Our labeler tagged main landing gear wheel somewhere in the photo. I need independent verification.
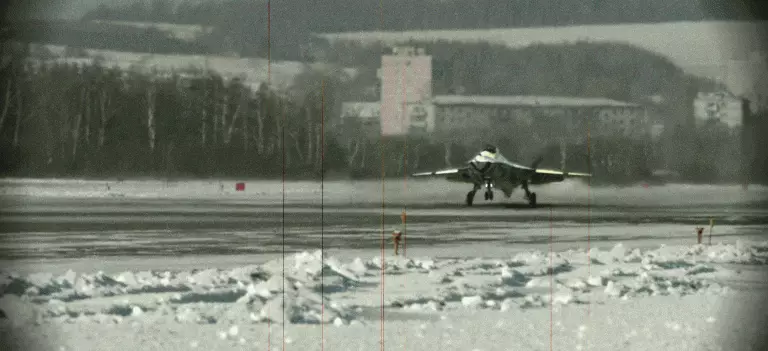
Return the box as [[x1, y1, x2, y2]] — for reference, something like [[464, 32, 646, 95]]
[[521, 180, 536, 208], [466, 190, 476, 206], [485, 191, 494, 201]]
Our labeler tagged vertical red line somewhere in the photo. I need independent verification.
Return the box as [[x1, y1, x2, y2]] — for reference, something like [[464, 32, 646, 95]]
[[282, 101, 286, 351], [267, 0, 271, 86], [401, 50, 409, 351], [402, 58, 407, 259], [586, 120, 591, 294], [380, 143, 386, 351], [585, 113, 592, 351], [379, 3, 385, 351], [549, 206, 553, 351], [266, 2, 272, 349], [320, 80, 325, 351]]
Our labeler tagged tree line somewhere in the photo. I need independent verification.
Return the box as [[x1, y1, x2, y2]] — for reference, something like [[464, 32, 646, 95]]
[[0, 43, 638, 182], [0, 37, 761, 184], [5, 20, 213, 56], [0, 43, 451, 180]]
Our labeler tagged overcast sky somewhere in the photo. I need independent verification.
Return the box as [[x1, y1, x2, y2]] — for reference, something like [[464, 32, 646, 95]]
[[8, 0, 138, 20], [5, 0, 759, 24]]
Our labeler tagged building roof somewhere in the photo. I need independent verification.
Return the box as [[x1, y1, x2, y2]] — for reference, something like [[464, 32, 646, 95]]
[[433, 95, 640, 108]]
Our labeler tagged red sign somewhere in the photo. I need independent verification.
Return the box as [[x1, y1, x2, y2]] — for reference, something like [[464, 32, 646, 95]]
[[235, 182, 245, 191]]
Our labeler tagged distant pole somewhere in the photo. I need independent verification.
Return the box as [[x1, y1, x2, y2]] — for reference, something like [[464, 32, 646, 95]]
[[401, 210, 407, 256], [696, 227, 703, 244], [392, 230, 402, 256]]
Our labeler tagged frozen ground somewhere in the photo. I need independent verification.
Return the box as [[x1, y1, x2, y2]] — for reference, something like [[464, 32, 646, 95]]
[[0, 179, 767, 350], [2, 244, 768, 351]]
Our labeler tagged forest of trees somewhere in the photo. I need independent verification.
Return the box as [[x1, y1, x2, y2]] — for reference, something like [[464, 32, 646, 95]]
[[0, 38, 759, 184], [1, 0, 764, 184], [0, 42, 456, 180]]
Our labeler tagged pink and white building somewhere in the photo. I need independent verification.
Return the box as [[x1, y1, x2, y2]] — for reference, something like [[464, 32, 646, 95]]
[[378, 46, 434, 136]]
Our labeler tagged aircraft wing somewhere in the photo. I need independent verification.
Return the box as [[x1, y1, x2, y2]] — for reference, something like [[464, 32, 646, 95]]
[[411, 167, 473, 183], [529, 168, 591, 184]]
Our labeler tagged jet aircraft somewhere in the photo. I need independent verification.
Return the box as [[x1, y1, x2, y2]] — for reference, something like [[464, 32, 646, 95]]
[[411, 145, 591, 207]]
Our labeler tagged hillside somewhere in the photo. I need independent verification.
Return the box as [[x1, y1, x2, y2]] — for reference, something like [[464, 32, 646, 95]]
[[65, 0, 759, 62], [29, 44, 359, 91], [316, 20, 768, 81], [3, 19, 212, 55]]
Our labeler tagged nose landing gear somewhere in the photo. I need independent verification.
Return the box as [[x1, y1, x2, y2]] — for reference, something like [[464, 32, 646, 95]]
[[483, 179, 494, 201], [467, 181, 494, 206]]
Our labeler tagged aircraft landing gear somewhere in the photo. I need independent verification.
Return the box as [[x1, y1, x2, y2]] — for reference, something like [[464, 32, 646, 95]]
[[483, 180, 493, 201], [522, 181, 537, 208], [466, 184, 482, 206], [466, 190, 476, 206]]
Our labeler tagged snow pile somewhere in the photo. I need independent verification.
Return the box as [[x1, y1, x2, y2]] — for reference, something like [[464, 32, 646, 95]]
[[0, 242, 760, 329], [0, 251, 360, 326], [640, 241, 768, 265]]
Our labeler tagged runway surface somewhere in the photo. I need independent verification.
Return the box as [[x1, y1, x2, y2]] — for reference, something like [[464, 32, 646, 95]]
[[1, 179, 767, 261]]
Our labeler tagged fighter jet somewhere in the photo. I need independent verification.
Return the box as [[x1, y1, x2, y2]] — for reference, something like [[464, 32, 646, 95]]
[[411, 145, 591, 207]]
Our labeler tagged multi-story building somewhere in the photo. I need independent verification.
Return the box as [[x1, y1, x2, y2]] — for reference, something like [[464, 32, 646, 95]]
[[378, 46, 434, 136], [342, 46, 650, 143], [432, 95, 648, 139]]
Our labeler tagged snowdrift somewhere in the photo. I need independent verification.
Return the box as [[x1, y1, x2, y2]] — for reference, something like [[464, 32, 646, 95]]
[[2, 241, 765, 329]]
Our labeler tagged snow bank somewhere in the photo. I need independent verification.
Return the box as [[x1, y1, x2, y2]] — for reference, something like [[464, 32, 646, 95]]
[[0, 242, 761, 328], [0, 250, 360, 326]]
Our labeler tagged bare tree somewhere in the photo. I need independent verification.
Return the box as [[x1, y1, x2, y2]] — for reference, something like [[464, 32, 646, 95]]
[[0, 80, 13, 135], [412, 144, 421, 170], [224, 90, 245, 145], [201, 84, 208, 147], [214, 91, 226, 146], [346, 138, 360, 168], [71, 88, 84, 157], [146, 83, 157, 152], [289, 130, 304, 164], [242, 97, 250, 152], [98, 90, 116, 149], [305, 106, 314, 166], [84, 88, 92, 147], [274, 99, 283, 161]]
